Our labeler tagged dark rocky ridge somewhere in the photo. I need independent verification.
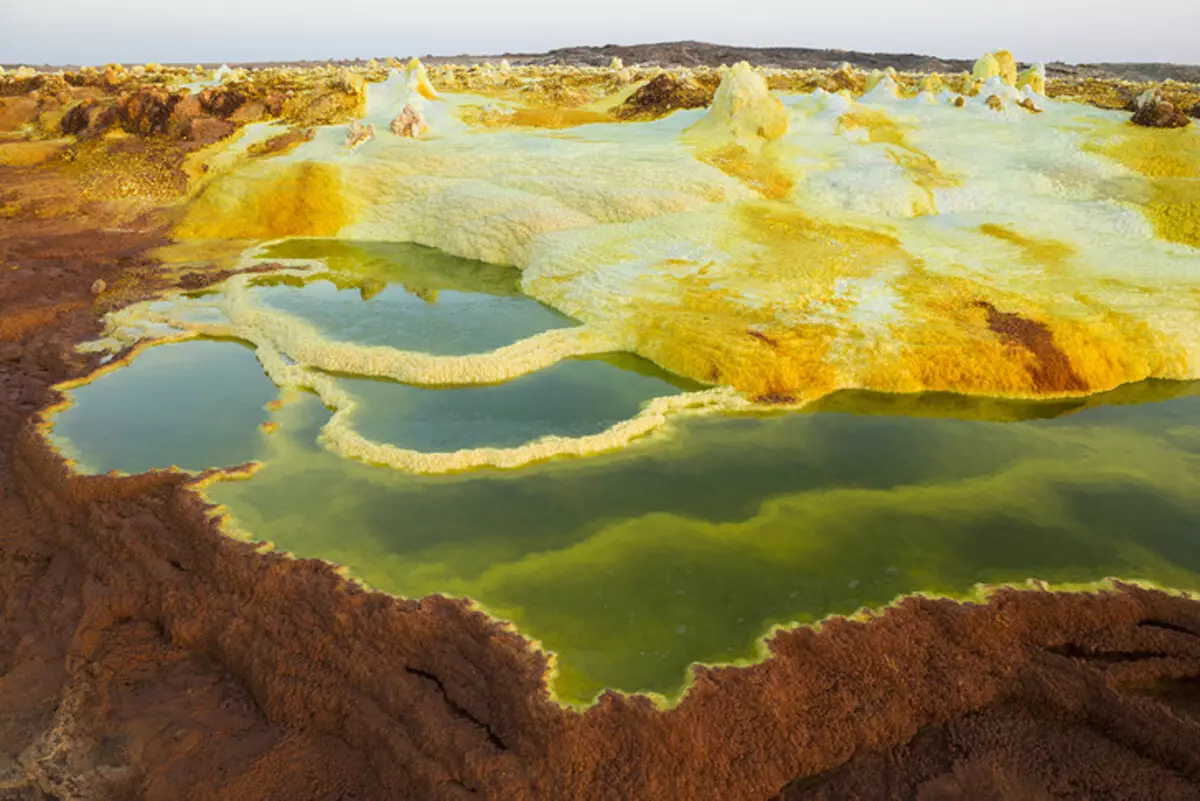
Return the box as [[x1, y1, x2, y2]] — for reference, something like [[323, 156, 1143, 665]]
[[8, 39, 1200, 84]]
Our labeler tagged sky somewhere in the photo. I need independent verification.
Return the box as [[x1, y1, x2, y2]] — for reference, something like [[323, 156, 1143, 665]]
[[2, 0, 1197, 66]]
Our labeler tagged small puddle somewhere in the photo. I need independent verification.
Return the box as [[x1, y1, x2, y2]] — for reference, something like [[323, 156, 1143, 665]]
[[339, 354, 701, 453], [251, 239, 576, 354], [49, 339, 276, 474]]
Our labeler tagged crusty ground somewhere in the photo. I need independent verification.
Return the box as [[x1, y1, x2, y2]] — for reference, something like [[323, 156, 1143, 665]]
[[1, 60, 1199, 800]]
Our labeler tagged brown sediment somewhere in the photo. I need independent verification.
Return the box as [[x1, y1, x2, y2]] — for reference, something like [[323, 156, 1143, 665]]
[[612, 73, 716, 121], [1017, 96, 1043, 113], [2, 62, 1200, 801], [246, 128, 315, 158], [974, 300, 1088, 393]]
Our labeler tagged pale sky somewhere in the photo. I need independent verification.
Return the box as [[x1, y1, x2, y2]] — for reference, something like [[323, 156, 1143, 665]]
[[2, 0, 1197, 66]]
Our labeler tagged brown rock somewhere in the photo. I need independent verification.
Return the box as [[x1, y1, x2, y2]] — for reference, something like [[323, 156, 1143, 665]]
[[119, 87, 179, 136], [985, 94, 1003, 112], [169, 93, 203, 135], [180, 115, 235, 145], [90, 278, 106, 296], [247, 128, 315, 157], [1132, 90, 1191, 128], [198, 88, 246, 119], [822, 63, 865, 94], [264, 92, 286, 116], [389, 104, 427, 137], [0, 97, 41, 132], [229, 101, 266, 124], [1017, 97, 1042, 114], [614, 73, 714, 121], [60, 99, 118, 138], [102, 66, 126, 88]]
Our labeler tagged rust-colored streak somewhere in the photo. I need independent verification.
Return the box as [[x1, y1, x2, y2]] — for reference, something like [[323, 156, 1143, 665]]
[[747, 328, 780, 348], [974, 300, 1088, 393]]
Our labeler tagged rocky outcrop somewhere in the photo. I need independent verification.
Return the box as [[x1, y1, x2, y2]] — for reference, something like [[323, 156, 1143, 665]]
[[178, 115, 236, 145], [59, 99, 118, 138], [613, 73, 714, 120], [344, 120, 375, 149], [117, 87, 179, 136], [197, 87, 248, 119], [247, 128, 316, 158], [685, 62, 788, 145], [1132, 88, 1192, 128], [390, 105, 427, 137]]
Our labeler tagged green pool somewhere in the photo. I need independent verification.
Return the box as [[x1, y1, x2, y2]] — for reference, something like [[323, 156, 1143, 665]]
[[47, 241, 1200, 705]]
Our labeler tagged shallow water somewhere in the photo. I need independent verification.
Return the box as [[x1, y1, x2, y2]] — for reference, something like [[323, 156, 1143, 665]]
[[47, 241, 1200, 705], [340, 355, 700, 452], [250, 239, 576, 356], [50, 340, 277, 474]]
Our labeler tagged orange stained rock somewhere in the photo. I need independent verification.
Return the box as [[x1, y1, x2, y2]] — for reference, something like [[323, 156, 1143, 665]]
[[619, 204, 920, 399], [882, 270, 1185, 397], [629, 288, 840, 402], [175, 161, 348, 240]]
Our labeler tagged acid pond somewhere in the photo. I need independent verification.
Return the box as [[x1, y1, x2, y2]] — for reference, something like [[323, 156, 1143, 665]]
[[47, 240, 1200, 706]]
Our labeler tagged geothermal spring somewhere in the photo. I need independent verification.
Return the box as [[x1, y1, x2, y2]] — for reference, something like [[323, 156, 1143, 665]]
[[42, 54, 1200, 705]]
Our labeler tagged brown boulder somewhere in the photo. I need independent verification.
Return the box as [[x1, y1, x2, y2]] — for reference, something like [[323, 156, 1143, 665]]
[[198, 88, 246, 118], [179, 115, 236, 144], [264, 92, 286, 116], [229, 101, 266, 124], [247, 127, 315, 157], [119, 87, 179, 136], [614, 73, 714, 121], [1131, 89, 1191, 128], [0, 97, 39, 132], [60, 99, 118, 138], [170, 93, 204, 134]]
